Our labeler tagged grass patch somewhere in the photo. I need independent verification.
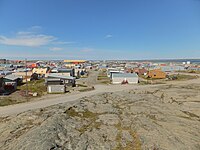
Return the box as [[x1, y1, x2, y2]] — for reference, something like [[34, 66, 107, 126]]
[[139, 80, 165, 85], [138, 81, 150, 85], [168, 74, 198, 81], [176, 70, 200, 74], [78, 87, 94, 92], [76, 84, 88, 87], [97, 71, 111, 84], [97, 76, 109, 80], [0, 98, 18, 106], [65, 107, 80, 117], [114, 122, 142, 150], [65, 107, 100, 133], [65, 107, 98, 119], [100, 80, 111, 84], [17, 79, 46, 96]]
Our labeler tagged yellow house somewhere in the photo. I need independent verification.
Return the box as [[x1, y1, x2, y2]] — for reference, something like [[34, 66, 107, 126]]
[[63, 60, 86, 64], [32, 68, 48, 75], [65, 64, 76, 68], [63, 60, 87, 68]]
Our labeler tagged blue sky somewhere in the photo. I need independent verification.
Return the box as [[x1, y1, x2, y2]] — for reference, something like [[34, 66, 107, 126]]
[[0, 0, 200, 60]]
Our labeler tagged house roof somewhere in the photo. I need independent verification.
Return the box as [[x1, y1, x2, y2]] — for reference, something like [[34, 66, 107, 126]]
[[4, 74, 23, 81], [57, 68, 73, 73], [160, 66, 185, 72], [47, 74, 75, 80], [0, 71, 13, 75], [112, 73, 138, 78], [45, 78, 61, 82]]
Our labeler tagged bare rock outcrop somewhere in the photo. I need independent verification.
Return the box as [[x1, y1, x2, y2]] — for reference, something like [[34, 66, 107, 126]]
[[0, 84, 200, 150]]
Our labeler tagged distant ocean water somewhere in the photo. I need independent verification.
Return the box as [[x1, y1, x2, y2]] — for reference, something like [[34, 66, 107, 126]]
[[132, 59, 200, 64]]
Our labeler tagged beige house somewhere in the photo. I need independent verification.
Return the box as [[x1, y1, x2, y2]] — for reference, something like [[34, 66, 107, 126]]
[[65, 64, 76, 68], [32, 68, 48, 75]]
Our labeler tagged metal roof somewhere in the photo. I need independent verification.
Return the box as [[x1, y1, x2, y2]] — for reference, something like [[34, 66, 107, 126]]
[[45, 78, 61, 82], [112, 73, 138, 78], [0, 71, 13, 75], [4, 74, 23, 81], [47, 74, 75, 80]]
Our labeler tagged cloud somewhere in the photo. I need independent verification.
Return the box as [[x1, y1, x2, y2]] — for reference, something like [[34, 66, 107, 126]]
[[53, 41, 76, 45], [0, 30, 56, 47], [49, 47, 63, 51], [105, 34, 113, 39]]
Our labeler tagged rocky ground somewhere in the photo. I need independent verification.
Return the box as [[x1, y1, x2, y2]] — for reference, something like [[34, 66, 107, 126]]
[[0, 83, 200, 150]]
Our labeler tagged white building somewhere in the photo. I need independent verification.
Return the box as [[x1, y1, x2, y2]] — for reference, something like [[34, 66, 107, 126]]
[[111, 73, 138, 84]]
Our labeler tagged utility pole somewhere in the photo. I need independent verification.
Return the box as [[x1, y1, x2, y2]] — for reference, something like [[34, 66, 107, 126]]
[[25, 58, 28, 96]]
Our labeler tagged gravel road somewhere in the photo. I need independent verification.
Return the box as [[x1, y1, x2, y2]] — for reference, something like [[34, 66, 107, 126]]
[[0, 84, 143, 117]]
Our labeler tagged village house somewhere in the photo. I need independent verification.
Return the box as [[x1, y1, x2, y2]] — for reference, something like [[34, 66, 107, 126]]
[[32, 68, 48, 76], [134, 68, 148, 75], [74, 69, 88, 78], [160, 65, 185, 72], [0, 71, 12, 76], [111, 73, 138, 84], [147, 69, 166, 79], [125, 63, 138, 69], [2, 74, 23, 93], [46, 68, 75, 77], [187, 66, 200, 71], [27, 62, 38, 69], [45, 74, 76, 93], [0, 64, 13, 68], [0, 75, 7, 95], [98, 64, 108, 70], [109, 70, 124, 78], [13, 71, 32, 82], [63, 60, 87, 68], [107, 68, 123, 77], [0, 59, 7, 64]]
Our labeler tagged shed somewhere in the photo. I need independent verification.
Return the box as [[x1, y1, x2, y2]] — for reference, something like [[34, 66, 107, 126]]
[[47, 85, 66, 93], [111, 73, 138, 84]]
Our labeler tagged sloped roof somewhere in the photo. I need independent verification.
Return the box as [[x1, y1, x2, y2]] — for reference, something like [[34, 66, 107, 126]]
[[47, 74, 75, 80], [112, 73, 138, 78], [4, 74, 23, 81]]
